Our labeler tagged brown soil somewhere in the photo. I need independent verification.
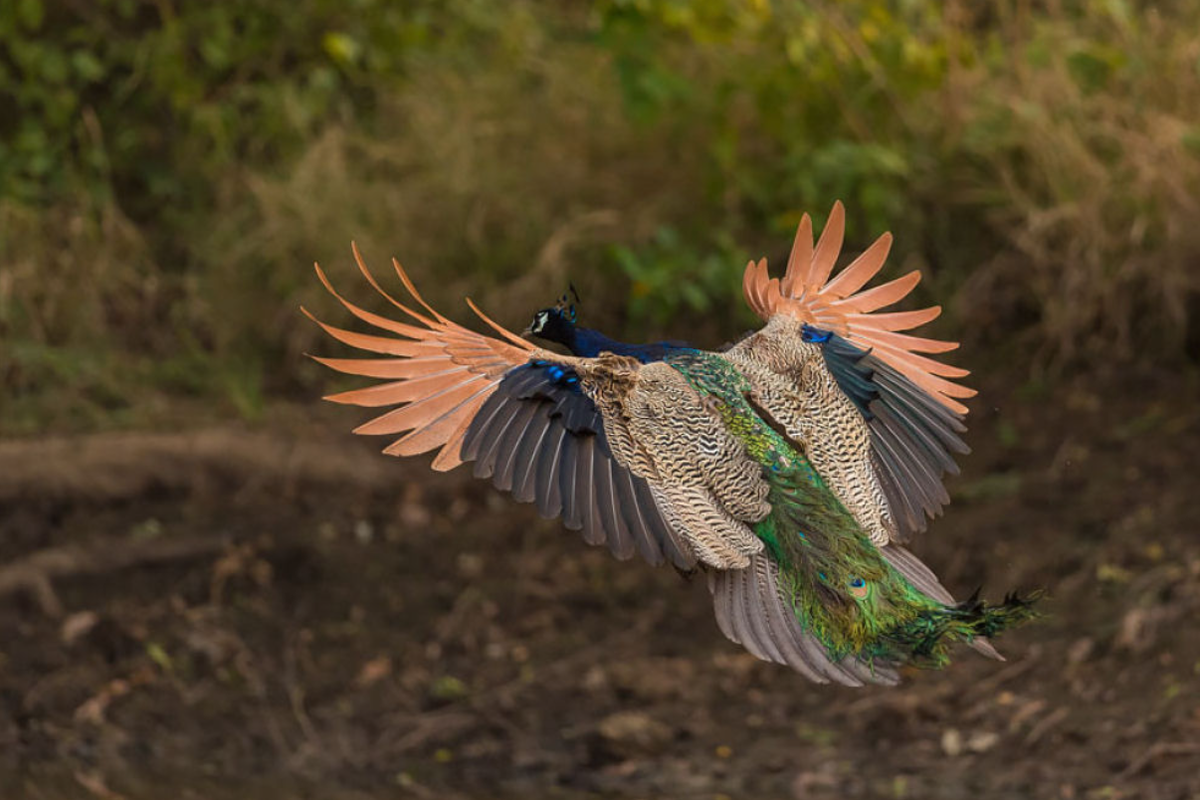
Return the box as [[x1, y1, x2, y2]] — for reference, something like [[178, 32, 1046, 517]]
[[2, 373, 1198, 800]]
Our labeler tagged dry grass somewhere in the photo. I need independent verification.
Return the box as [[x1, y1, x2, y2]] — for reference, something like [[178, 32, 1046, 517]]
[[0, 201, 153, 350], [948, 5, 1200, 363], [4, 3, 1200, 435], [0, 200, 174, 432], [202, 43, 709, 376]]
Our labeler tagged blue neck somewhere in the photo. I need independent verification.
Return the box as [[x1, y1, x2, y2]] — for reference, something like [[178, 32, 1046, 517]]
[[565, 326, 692, 363]]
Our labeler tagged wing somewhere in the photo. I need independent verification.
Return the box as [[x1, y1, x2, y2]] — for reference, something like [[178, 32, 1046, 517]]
[[732, 202, 972, 542], [575, 357, 770, 569], [817, 333, 970, 540], [305, 245, 694, 568], [741, 200, 974, 414], [460, 361, 696, 567]]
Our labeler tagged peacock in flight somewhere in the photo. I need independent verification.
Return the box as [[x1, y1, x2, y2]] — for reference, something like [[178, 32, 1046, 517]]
[[306, 202, 1036, 686]]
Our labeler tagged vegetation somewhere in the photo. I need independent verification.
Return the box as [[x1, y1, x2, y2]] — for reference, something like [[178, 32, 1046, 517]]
[[2, 0, 1198, 433]]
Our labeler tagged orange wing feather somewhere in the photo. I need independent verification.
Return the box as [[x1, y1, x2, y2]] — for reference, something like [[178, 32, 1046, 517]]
[[304, 245, 535, 471], [743, 201, 975, 414]]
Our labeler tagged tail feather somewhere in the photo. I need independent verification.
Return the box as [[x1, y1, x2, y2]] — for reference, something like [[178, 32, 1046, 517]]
[[881, 545, 1006, 661], [708, 555, 900, 687], [888, 590, 1041, 668], [710, 540, 1036, 683], [880, 544, 955, 604]]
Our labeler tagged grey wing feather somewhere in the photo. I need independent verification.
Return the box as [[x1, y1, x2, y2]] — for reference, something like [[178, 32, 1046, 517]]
[[534, 422, 566, 518], [819, 335, 970, 541], [493, 402, 540, 492], [614, 468, 666, 566], [860, 354, 969, 540], [511, 412, 552, 503], [575, 435, 602, 546], [558, 432, 583, 530], [869, 408, 950, 529], [467, 397, 522, 479], [880, 544, 955, 604], [594, 454, 634, 559]]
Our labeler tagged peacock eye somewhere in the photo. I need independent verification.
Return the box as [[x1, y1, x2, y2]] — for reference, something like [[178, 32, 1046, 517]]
[[849, 577, 865, 588]]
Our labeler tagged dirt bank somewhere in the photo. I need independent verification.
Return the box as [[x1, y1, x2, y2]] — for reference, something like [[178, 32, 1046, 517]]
[[2, 375, 1198, 799]]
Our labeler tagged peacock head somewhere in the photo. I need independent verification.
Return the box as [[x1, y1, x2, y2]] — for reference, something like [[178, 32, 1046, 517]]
[[524, 287, 579, 345]]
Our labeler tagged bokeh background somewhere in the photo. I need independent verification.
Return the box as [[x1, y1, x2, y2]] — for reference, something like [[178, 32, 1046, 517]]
[[2, 2, 1199, 799]]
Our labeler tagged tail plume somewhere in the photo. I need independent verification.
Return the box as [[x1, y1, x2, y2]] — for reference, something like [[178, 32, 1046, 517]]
[[889, 590, 1042, 667]]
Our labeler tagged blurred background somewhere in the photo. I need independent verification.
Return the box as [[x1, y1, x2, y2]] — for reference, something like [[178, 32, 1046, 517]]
[[2, 1, 1199, 798]]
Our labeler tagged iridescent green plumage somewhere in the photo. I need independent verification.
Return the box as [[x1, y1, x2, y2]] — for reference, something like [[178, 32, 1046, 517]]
[[666, 351, 1037, 671]]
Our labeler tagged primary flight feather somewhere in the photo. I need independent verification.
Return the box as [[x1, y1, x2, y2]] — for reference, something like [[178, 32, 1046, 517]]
[[307, 202, 1035, 686]]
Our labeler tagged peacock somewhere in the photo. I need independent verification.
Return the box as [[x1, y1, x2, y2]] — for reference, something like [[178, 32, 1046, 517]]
[[305, 201, 1036, 686]]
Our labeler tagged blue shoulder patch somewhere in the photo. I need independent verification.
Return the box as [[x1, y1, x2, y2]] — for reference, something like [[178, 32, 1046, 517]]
[[530, 359, 581, 389], [801, 324, 833, 344]]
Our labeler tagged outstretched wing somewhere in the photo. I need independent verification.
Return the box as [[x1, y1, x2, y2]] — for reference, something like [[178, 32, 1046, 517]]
[[817, 332, 970, 539], [305, 245, 693, 568], [735, 202, 972, 541], [742, 201, 974, 414]]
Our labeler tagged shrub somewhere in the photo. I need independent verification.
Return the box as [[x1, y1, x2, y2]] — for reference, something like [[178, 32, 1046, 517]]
[[2, 1, 1197, 433]]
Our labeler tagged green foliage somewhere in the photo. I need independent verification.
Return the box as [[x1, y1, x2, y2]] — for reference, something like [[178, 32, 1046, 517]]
[[2, 1, 1198, 433], [0, 0, 443, 211], [612, 227, 751, 328], [596, 0, 948, 230], [949, 3, 1200, 359]]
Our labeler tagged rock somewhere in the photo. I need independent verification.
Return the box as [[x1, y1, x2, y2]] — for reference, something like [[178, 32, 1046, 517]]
[[607, 657, 696, 700], [60, 610, 100, 644], [355, 655, 392, 687], [597, 711, 673, 755], [1067, 637, 1095, 665], [967, 731, 1000, 753]]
